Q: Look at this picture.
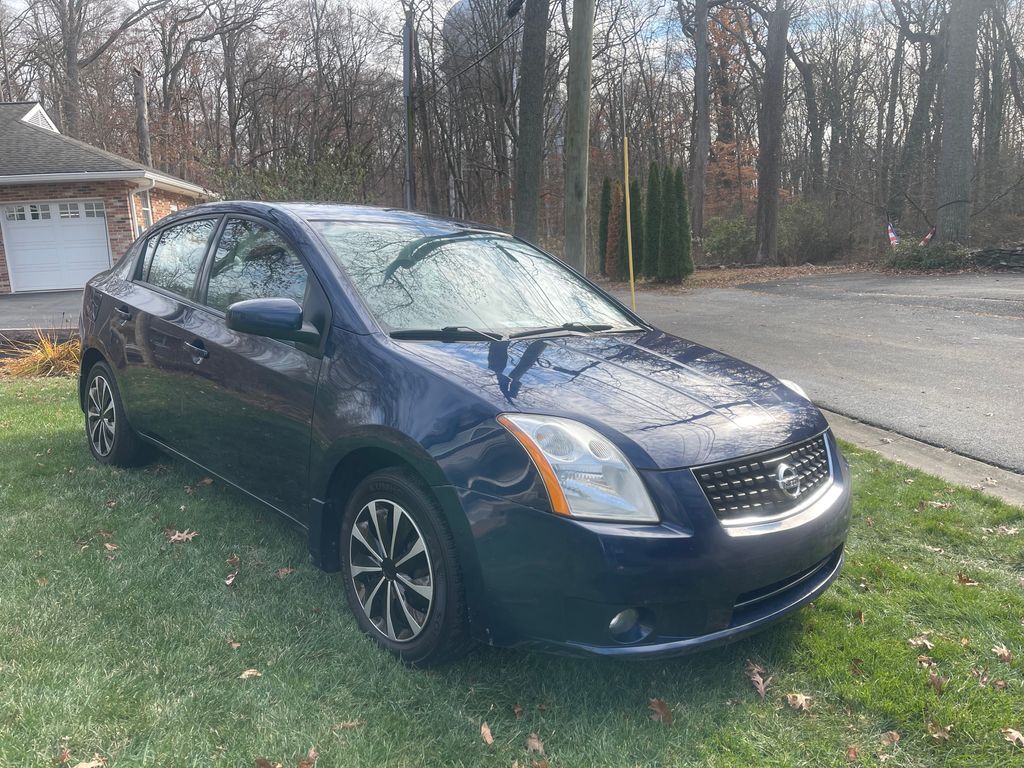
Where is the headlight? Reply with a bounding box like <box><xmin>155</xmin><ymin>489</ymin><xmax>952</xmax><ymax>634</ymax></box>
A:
<box><xmin>779</xmin><ymin>378</ymin><xmax>808</xmax><ymax>400</ymax></box>
<box><xmin>497</xmin><ymin>414</ymin><xmax>659</xmax><ymax>523</ymax></box>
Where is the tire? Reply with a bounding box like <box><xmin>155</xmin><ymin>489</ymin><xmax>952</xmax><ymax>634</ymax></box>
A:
<box><xmin>339</xmin><ymin>467</ymin><xmax>471</xmax><ymax>666</ymax></box>
<box><xmin>84</xmin><ymin>361</ymin><xmax>154</xmax><ymax>468</ymax></box>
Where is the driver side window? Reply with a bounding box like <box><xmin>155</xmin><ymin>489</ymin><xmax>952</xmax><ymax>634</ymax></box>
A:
<box><xmin>204</xmin><ymin>218</ymin><xmax>308</xmax><ymax>313</ymax></box>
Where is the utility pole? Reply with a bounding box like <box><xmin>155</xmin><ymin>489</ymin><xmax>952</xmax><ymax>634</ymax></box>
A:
<box><xmin>562</xmin><ymin>0</ymin><xmax>595</xmax><ymax>273</ymax></box>
<box><xmin>402</xmin><ymin>6</ymin><xmax>417</xmax><ymax>210</ymax></box>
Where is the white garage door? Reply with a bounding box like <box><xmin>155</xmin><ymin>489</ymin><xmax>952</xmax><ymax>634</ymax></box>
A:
<box><xmin>2</xmin><ymin>201</ymin><xmax>112</xmax><ymax>292</ymax></box>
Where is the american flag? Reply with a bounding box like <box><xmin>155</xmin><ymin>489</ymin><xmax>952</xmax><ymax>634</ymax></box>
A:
<box><xmin>918</xmin><ymin>226</ymin><xmax>936</xmax><ymax>247</ymax></box>
<box><xmin>887</xmin><ymin>222</ymin><xmax>900</xmax><ymax>247</ymax></box>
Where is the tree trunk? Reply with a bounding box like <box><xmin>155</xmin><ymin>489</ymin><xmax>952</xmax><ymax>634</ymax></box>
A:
<box><xmin>754</xmin><ymin>1</ymin><xmax>791</xmax><ymax>265</ymax></box>
<box><xmin>63</xmin><ymin>30</ymin><xmax>80</xmax><ymax>137</ymax></box>
<box><xmin>563</xmin><ymin>0</ymin><xmax>596</xmax><ymax>273</ymax></box>
<box><xmin>513</xmin><ymin>0</ymin><xmax>550</xmax><ymax>242</ymax></box>
<box><xmin>132</xmin><ymin>66</ymin><xmax>153</xmax><ymax>166</ymax></box>
<box><xmin>936</xmin><ymin>0</ymin><xmax>986</xmax><ymax>244</ymax></box>
<box><xmin>688</xmin><ymin>0</ymin><xmax>710</xmax><ymax>240</ymax></box>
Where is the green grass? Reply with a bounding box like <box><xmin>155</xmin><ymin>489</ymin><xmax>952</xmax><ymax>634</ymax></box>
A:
<box><xmin>1</xmin><ymin>378</ymin><xmax>1022</xmax><ymax>767</ymax></box>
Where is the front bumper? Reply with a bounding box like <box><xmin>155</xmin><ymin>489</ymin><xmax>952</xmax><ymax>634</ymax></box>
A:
<box><xmin>453</xmin><ymin>433</ymin><xmax>852</xmax><ymax>656</ymax></box>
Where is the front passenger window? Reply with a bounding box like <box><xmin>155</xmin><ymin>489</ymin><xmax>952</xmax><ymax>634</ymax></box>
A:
<box><xmin>205</xmin><ymin>218</ymin><xmax>308</xmax><ymax>312</ymax></box>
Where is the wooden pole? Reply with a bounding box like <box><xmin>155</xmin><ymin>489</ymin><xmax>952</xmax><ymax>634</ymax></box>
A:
<box><xmin>402</xmin><ymin>7</ymin><xmax>417</xmax><ymax>210</ymax></box>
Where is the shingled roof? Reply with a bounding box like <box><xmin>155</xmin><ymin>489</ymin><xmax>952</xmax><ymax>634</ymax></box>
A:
<box><xmin>0</xmin><ymin>102</ymin><xmax>209</xmax><ymax>197</ymax></box>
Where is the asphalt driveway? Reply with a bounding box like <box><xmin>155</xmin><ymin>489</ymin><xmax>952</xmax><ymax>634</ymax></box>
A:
<box><xmin>623</xmin><ymin>272</ymin><xmax>1024</xmax><ymax>473</ymax></box>
<box><xmin>0</xmin><ymin>289</ymin><xmax>81</xmax><ymax>331</ymax></box>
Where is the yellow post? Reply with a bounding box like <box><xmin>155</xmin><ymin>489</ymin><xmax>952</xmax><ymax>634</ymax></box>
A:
<box><xmin>623</xmin><ymin>136</ymin><xmax>636</xmax><ymax>311</ymax></box>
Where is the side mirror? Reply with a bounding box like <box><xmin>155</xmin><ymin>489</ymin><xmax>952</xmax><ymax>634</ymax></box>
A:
<box><xmin>225</xmin><ymin>297</ymin><xmax>320</xmax><ymax>345</ymax></box>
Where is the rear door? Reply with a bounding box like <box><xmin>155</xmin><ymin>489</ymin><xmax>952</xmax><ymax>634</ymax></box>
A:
<box><xmin>182</xmin><ymin>216</ymin><xmax>327</xmax><ymax>521</ymax></box>
<box><xmin>117</xmin><ymin>216</ymin><xmax>221</xmax><ymax>446</ymax></box>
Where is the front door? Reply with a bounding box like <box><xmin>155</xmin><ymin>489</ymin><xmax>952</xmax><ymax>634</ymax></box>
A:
<box><xmin>179</xmin><ymin>216</ymin><xmax>324</xmax><ymax>521</ymax></box>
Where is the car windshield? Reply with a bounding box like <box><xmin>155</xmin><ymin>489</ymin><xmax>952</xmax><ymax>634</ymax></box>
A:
<box><xmin>312</xmin><ymin>221</ymin><xmax>639</xmax><ymax>336</ymax></box>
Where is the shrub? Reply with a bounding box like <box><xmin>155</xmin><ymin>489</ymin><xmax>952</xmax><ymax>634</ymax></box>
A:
<box><xmin>887</xmin><ymin>242</ymin><xmax>972</xmax><ymax>271</ymax></box>
<box><xmin>0</xmin><ymin>331</ymin><xmax>81</xmax><ymax>378</ymax></box>
<box><xmin>598</xmin><ymin>177</ymin><xmax>612</xmax><ymax>274</ymax></box>
<box><xmin>675</xmin><ymin>167</ymin><xmax>694</xmax><ymax>279</ymax></box>
<box><xmin>778</xmin><ymin>200</ymin><xmax>846</xmax><ymax>264</ymax></box>
<box><xmin>703</xmin><ymin>215</ymin><xmax>756</xmax><ymax>264</ymax></box>
<box><xmin>644</xmin><ymin>162</ymin><xmax>662</xmax><ymax>279</ymax></box>
<box><xmin>657</xmin><ymin>165</ymin><xmax>679</xmax><ymax>281</ymax></box>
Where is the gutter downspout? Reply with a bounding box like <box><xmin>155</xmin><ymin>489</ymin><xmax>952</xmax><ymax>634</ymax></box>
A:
<box><xmin>128</xmin><ymin>177</ymin><xmax>156</xmax><ymax>238</ymax></box>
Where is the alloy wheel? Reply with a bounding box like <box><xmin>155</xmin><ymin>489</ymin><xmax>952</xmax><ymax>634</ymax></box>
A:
<box><xmin>87</xmin><ymin>375</ymin><xmax>116</xmax><ymax>456</ymax></box>
<box><xmin>348</xmin><ymin>498</ymin><xmax>435</xmax><ymax>642</ymax></box>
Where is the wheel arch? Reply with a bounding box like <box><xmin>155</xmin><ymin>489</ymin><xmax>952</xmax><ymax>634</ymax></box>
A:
<box><xmin>78</xmin><ymin>347</ymin><xmax>107</xmax><ymax>411</ymax></box>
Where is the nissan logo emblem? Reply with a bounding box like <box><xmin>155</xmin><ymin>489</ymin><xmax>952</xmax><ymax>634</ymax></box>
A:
<box><xmin>775</xmin><ymin>462</ymin><xmax>802</xmax><ymax>498</ymax></box>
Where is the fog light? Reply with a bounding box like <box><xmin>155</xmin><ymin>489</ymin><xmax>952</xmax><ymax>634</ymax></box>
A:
<box><xmin>609</xmin><ymin>608</ymin><xmax>639</xmax><ymax>637</ymax></box>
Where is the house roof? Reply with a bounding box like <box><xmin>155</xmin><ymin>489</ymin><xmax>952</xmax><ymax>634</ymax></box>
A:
<box><xmin>0</xmin><ymin>102</ymin><xmax>211</xmax><ymax>198</ymax></box>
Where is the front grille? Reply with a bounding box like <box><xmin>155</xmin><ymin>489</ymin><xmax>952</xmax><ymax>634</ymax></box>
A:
<box><xmin>694</xmin><ymin>433</ymin><xmax>832</xmax><ymax>522</ymax></box>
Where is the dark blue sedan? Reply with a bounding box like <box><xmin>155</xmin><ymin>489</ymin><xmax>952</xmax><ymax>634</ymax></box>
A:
<box><xmin>79</xmin><ymin>202</ymin><xmax>851</xmax><ymax>665</ymax></box>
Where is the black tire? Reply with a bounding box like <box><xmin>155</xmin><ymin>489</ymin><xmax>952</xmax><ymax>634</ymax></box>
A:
<box><xmin>339</xmin><ymin>467</ymin><xmax>471</xmax><ymax>666</ymax></box>
<box><xmin>84</xmin><ymin>361</ymin><xmax>154</xmax><ymax>468</ymax></box>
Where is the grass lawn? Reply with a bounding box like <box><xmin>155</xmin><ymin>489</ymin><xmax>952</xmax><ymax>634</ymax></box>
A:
<box><xmin>1</xmin><ymin>377</ymin><xmax>1023</xmax><ymax>768</ymax></box>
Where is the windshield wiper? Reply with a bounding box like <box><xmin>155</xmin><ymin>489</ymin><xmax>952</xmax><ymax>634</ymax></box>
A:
<box><xmin>509</xmin><ymin>322</ymin><xmax>616</xmax><ymax>339</ymax></box>
<box><xmin>390</xmin><ymin>325</ymin><xmax>507</xmax><ymax>342</ymax></box>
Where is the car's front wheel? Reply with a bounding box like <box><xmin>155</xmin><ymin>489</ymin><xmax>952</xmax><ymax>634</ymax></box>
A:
<box><xmin>84</xmin><ymin>361</ymin><xmax>153</xmax><ymax>467</ymax></box>
<box><xmin>340</xmin><ymin>468</ymin><xmax>471</xmax><ymax>666</ymax></box>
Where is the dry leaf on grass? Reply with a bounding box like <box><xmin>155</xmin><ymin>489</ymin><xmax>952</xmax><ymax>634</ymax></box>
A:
<box><xmin>972</xmin><ymin>667</ymin><xmax>990</xmax><ymax>686</ymax></box>
<box><xmin>254</xmin><ymin>760</ymin><xmax>282</xmax><ymax>768</ymax></box>
<box><xmin>956</xmin><ymin>572</ymin><xmax>979</xmax><ymax>586</ymax></box>
<box><xmin>648</xmin><ymin>698</ymin><xmax>673</xmax><ymax>724</ymax></box>
<box><xmin>786</xmin><ymin>692</ymin><xmax>812</xmax><ymax>711</ymax></box>
<box><xmin>917</xmin><ymin>655</ymin><xmax>934</xmax><ymax>668</ymax></box>
<box><xmin>480</xmin><ymin>722</ymin><xmax>494</xmax><ymax>746</ymax></box>
<box><xmin>927</xmin><ymin>722</ymin><xmax>952</xmax><ymax>742</ymax></box>
<box><xmin>197</xmin><ymin>477</ymin><xmax>214</xmax><ymax>487</ymax></box>
<box><xmin>845</xmin><ymin>745</ymin><xmax>859</xmax><ymax>761</ymax></box>
<box><xmin>531</xmin><ymin>761</ymin><xmax>549</xmax><ymax>768</ymax></box>
<box><xmin>927</xmin><ymin>671</ymin><xmax>948</xmax><ymax>696</ymax></box>
<box><xmin>331</xmin><ymin>720</ymin><xmax>365</xmax><ymax>731</ymax></box>
<box><xmin>103</xmin><ymin>542</ymin><xmax>118</xmax><ymax>552</ymax></box>
<box><xmin>526</xmin><ymin>733</ymin><xmax>544</xmax><ymax>755</ymax></box>
<box><xmin>225</xmin><ymin>571</ymin><xmax>238</xmax><ymax>587</ymax></box>
<box><xmin>993</xmin><ymin>644</ymin><xmax>1013</xmax><ymax>663</ymax></box>
<box><xmin>1002</xmin><ymin>728</ymin><xmax>1024</xmax><ymax>748</ymax></box>
<box><xmin>296</xmin><ymin>747</ymin><xmax>318</xmax><ymax>768</ymax></box>
<box><xmin>37</xmin><ymin>577</ymin><xmax>49</xmax><ymax>587</ymax></box>
<box><xmin>880</xmin><ymin>731</ymin><xmax>900</xmax><ymax>746</ymax></box>
<box><xmin>513</xmin><ymin>703</ymin><xmax>524</xmax><ymax>720</ymax></box>
<box><xmin>745</xmin><ymin>659</ymin><xmax>772</xmax><ymax>699</ymax></box>
<box><xmin>104</xmin><ymin>500</ymin><xmax>117</xmax><ymax>508</ymax></box>
<box><xmin>275</xmin><ymin>567</ymin><xmax>296</xmax><ymax>579</ymax></box>
<box><xmin>227</xmin><ymin>553</ymin><xmax>241</xmax><ymax>567</ymax></box>
<box><xmin>909</xmin><ymin>634</ymin><xmax>934</xmax><ymax>650</ymax></box>
<box><xmin>239</xmin><ymin>668</ymin><xmax>262</xmax><ymax>679</ymax></box>
<box><xmin>228</xmin><ymin>640</ymin><xmax>241</xmax><ymax>650</ymax></box>
<box><xmin>53</xmin><ymin>747</ymin><xmax>71</xmax><ymax>764</ymax></box>
<box><xmin>70</xmin><ymin>756</ymin><xmax>108</xmax><ymax>768</ymax></box>
<box><xmin>165</xmin><ymin>529</ymin><xmax>199</xmax><ymax>543</ymax></box>
<box><xmin>994</xmin><ymin>679</ymin><xmax>1007</xmax><ymax>690</ymax></box>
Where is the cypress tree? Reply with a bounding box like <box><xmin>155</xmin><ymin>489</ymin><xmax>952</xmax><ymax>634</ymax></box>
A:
<box><xmin>618</xmin><ymin>193</ymin><xmax>628</xmax><ymax>279</ymax></box>
<box><xmin>605</xmin><ymin>181</ymin><xmax>623</xmax><ymax>279</ymax></box>
<box><xmin>644</xmin><ymin>162</ymin><xmax>661</xmax><ymax>279</ymax></box>
<box><xmin>658</xmin><ymin>165</ymin><xmax>679</xmax><ymax>281</ymax></box>
<box><xmin>598</xmin><ymin>177</ymin><xmax>612</xmax><ymax>275</ymax></box>
<box><xmin>675</xmin><ymin>166</ymin><xmax>694</xmax><ymax>279</ymax></box>
<box><xmin>628</xmin><ymin>178</ymin><xmax>644</xmax><ymax>280</ymax></box>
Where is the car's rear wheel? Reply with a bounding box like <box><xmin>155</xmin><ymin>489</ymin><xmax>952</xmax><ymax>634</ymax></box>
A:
<box><xmin>340</xmin><ymin>468</ymin><xmax>471</xmax><ymax>666</ymax></box>
<box><xmin>84</xmin><ymin>362</ymin><xmax>153</xmax><ymax>467</ymax></box>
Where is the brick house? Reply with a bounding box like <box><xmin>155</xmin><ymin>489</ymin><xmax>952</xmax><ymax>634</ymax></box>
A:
<box><xmin>0</xmin><ymin>101</ymin><xmax>212</xmax><ymax>293</ymax></box>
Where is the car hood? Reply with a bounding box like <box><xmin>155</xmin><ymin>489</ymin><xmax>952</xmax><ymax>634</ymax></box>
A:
<box><xmin>393</xmin><ymin>329</ymin><xmax>828</xmax><ymax>470</ymax></box>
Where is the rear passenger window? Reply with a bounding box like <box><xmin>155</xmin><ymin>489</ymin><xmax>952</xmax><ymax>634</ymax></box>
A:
<box><xmin>204</xmin><ymin>218</ymin><xmax>308</xmax><ymax>312</ymax></box>
<box><xmin>142</xmin><ymin>218</ymin><xmax>216</xmax><ymax>297</ymax></box>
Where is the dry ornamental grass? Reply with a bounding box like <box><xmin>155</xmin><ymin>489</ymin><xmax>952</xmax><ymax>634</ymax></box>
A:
<box><xmin>0</xmin><ymin>331</ymin><xmax>80</xmax><ymax>378</ymax></box>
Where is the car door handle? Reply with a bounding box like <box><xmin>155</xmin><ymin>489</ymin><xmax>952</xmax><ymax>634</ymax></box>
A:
<box><xmin>184</xmin><ymin>340</ymin><xmax>209</xmax><ymax>361</ymax></box>
<box><xmin>113</xmin><ymin>306</ymin><xmax>132</xmax><ymax>322</ymax></box>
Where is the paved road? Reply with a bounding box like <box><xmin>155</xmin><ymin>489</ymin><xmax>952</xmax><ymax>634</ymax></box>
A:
<box><xmin>619</xmin><ymin>272</ymin><xmax>1024</xmax><ymax>473</ymax></box>
<box><xmin>0</xmin><ymin>290</ymin><xmax>81</xmax><ymax>330</ymax></box>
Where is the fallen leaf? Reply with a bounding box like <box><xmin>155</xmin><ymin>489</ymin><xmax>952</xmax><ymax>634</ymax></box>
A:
<box><xmin>846</xmin><ymin>745</ymin><xmax>859</xmax><ymax>761</ymax></box>
<box><xmin>994</xmin><ymin>680</ymin><xmax>1007</xmax><ymax>690</ymax></box>
<box><xmin>786</xmin><ymin>692</ymin><xmax>812</xmax><ymax>711</ymax></box>
<box><xmin>166</xmin><ymin>529</ymin><xmax>199</xmax><ymax>543</ymax></box>
<box><xmin>956</xmin><ymin>572</ymin><xmax>979</xmax><ymax>586</ymax></box>
<box><xmin>972</xmin><ymin>667</ymin><xmax>990</xmax><ymax>686</ymax></box>
<box><xmin>927</xmin><ymin>722</ymin><xmax>952</xmax><ymax>742</ymax></box>
<box><xmin>331</xmin><ymin>720</ymin><xmax>365</xmax><ymax>731</ymax></box>
<box><xmin>909</xmin><ymin>634</ymin><xmax>935</xmax><ymax>650</ymax></box>
<box><xmin>1002</xmin><ymin>728</ymin><xmax>1024</xmax><ymax>748</ymax></box>
<box><xmin>746</xmin><ymin>659</ymin><xmax>772</xmax><ymax>699</ymax></box>
<box><xmin>297</xmin><ymin>747</ymin><xmax>318</xmax><ymax>768</ymax></box>
<box><xmin>275</xmin><ymin>567</ymin><xmax>296</xmax><ymax>579</ymax></box>
<box><xmin>918</xmin><ymin>500</ymin><xmax>951</xmax><ymax>510</ymax></box>
<box><xmin>917</xmin><ymin>655</ymin><xmax>934</xmax><ymax>668</ymax></box>
<box><xmin>960</xmin><ymin>637</ymin><xmax>971</xmax><ymax>647</ymax></box>
<box><xmin>526</xmin><ymin>733</ymin><xmax>544</xmax><ymax>756</ymax></box>
<box><xmin>480</xmin><ymin>721</ymin><xmax>494</xmax><ymax>746</ymax></box>
<box><xmin>880</xmin><ymin>731</ymin><xmax>900</xmax><ymax>746</ymax></box>
<box><xmin>239</xmin><ymin>668</ymin><xmax>262</xmax><ymax>679</ymax></box>
<box><xmin>197</xmin><ymin>477</ymin><xmax>214</xmax><ymax>487</ymax></box>
<box><xmin>857</xmin><ymin>610</ymin><xmax>865</xmax><ymax>625</ymax></box>
<box><xmin>850</xmin><ymin>657</ymin><xmax>864</xmax><ymax>676</ymax></box>
<box><xmin>53</xmin><ymin>747</ymin><xmax>71</xmax><ymax>764</ymax></box>
<box><xmin>513</xmin><ymin>703</ymin><xmax>524</xmax><ymax>720</ymax></box>
<box><xmin>993</xmin><ymin>644</ymin><xmax>1012</xmax><ymax>663</ymax></box>
<box><xmin>95</xmin><ymin>530</ymin><xmax>114</xmax><ymax>539</ymax></box>
<box><xmin>103</xmin><ymin>542</ymin><xmax>118</xmax><ymax>552</ymax></box>
<box><xmin>225</xmin><ymin>571</ymin><xmax>238</xmax><ymax>587</ymax></box>
<box><xmin>227</xmin><ymin>553</ymin><xmax>241</xmax><ymax>567</ymax></box>
<box><xmin>927</xmin><ymin>670</ymin><xmax>948</xmax><ymax>696</ymax></box>
<box><xmin>37</xmin><ymin>577</ymin><xmax>49</xmax><ymax>587</ymax></box>
<box><xmin>70</xmin><ymin>756</ymin><xmax>108</xmax><ymax>768</ymax></box>
<box><xmin>648</xmin><ymin>697</ymin><xmax>673</xmax><ymax>724</ymax></box>
<box><xmin>531</xmin><ymin>761</ymin><xmax>549</xmax><ymax>768</ymax></box>
<box><xmin>254</xmin><ymin>760</ymin><xmax>282</xmax><ymax>768</ymax></box>
<box><xmin>104</xmin><ymin>500</ymin><xmax>117</xmax><ymax>508</ymax></box>
<box><xmin>228</xmin><ymin>640</ymin><xmax>241</xmax><ymax>650</ymax></box>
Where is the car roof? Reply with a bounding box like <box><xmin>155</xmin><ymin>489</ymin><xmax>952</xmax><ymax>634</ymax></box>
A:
<box><xmin>174</xmin><ymin>200</ymin><xmax>504</xmax><ymax>234</ymax></box>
